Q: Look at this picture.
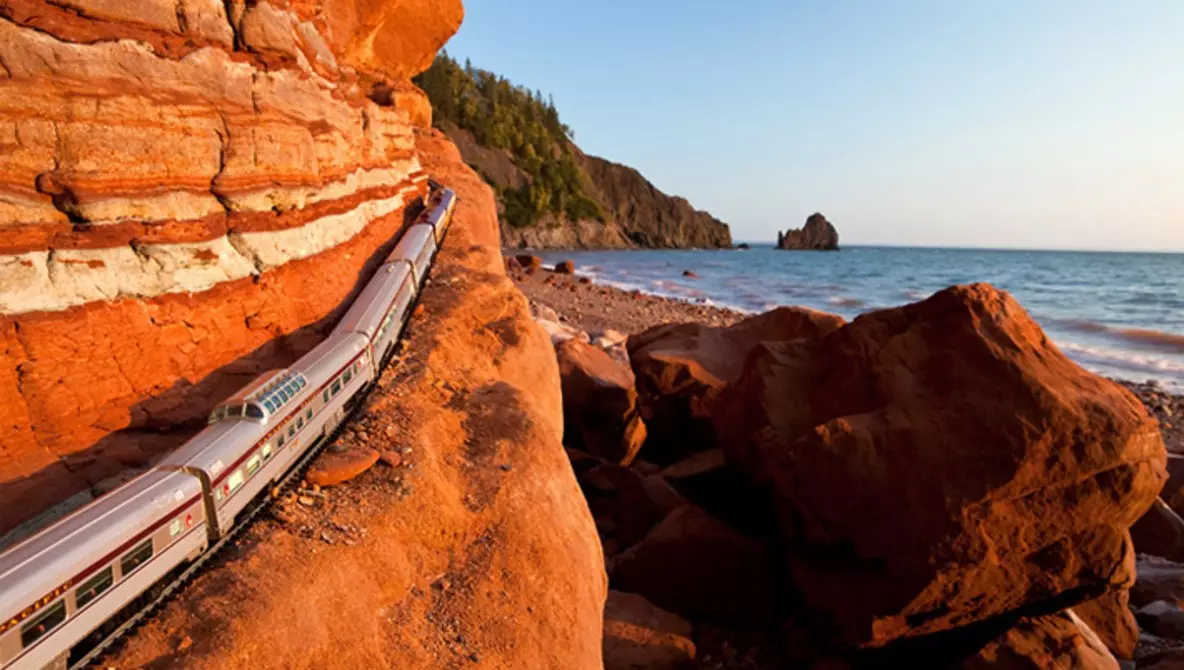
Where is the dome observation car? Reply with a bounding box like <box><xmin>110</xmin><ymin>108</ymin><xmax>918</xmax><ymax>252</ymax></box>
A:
<box><xmin>207</xmin><ymin>370</ymin><xmax>308</xmax><ymax>425</ymax></box>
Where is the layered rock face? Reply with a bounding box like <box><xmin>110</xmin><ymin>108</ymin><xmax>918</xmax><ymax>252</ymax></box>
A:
<box><xmin>108</xmin><ymin>128</ymin><xmax>608</xmax><ymax>668</ymax></box>
<box><xmin>715</xmin><ymin>284</ymin><xmax>1165</xmax><ymax>646</ymax></box>
<box><xmin>0</xmin><ymin>0</ymin><xmax>460</xmax><ymax>535</ymax></box>
<box><xmin>777</xmin><ymin>212</ymin><xmax>840</xmax><ymax>250</ymax></box>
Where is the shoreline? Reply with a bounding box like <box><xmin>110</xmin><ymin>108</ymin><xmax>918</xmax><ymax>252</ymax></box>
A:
<box><xmin>513</xmin><ymin>264</ymin><xmax>1184</xmax><ymax>454</ymax></box>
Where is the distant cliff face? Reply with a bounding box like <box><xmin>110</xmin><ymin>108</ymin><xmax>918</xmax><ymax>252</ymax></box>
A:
<box><xmin>444</xmin><ymin>125</ymin><xmax>731</xmax><ymax>249</ymax></box>
<box><xmin>416</xmin><ymin>55</ymin><xmax>731</xmax><ymax>250</ymax></box>
<box><xmin>0</xmin><ymin>0</ymin><xmax>461</xmax><ymax>535</ymax></box>
<box><xmin>777</xmin><ymin>213</ymin><xmax>840</xmax><ymax>251</ymax></box>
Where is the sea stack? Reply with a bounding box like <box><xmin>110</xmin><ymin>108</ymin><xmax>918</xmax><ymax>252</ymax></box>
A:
<box><xmin>777</xmin><ymin>213</ymin><xmax>840</xmax><ymax>251</ymax></box>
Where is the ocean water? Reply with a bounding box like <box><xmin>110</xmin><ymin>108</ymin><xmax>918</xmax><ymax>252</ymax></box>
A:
<box><xmin>531</xmin><ymin>246</ymin><xmax>1184</xmax><ymax>391</ymax></box>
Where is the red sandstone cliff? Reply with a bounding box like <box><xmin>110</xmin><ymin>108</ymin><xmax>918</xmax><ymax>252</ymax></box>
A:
<box><xmin>103</xmin><ymin>127</ymin><xmax>608</xmax><ymax>670</ymax></box>
<box><xmin>0</xmin><ymin>0</ymin><xmax>461</xmax><ymax>536</ymax></box>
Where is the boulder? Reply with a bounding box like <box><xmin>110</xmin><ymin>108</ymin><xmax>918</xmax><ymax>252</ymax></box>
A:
<box><xmin>776</xmin><ymin>213</ymin><xmax>840</xmax><ymax>251</ymax></box>
<box><xmin>530</xmin><ymin>301</ymin><xmax>561</xmax><ymax>323</ymax></box>
<box><xmin>1132</xmin><ymin>498</ymin><xmax>1184</xmax><ymax>561</ymax></box>
<box><xmin>555</xmin><ymin>260</ymin><xmax>576</xmax><ymax>274</ymax></box>
<box><xmin>1138</xmin><ymin>601</ymin><xmax>1184</xmax><ymax>640</ymax></box>
<box><xmin>682</xmin><ymin>270</ymin><xmax>698</xmax><ymax>279</ymax></box>
<box><xmin>516</xmin><ymin>254</ymin><xmax>543</xmax><ymax>272</ymax></box>
<box><xmin>306</xmin><ymin>447</ymin><xmax>380</xmax><ymax>487</ymax></box>
<box><xmin>1134</xmin><ymin>556</ymin><xmax>1184</xmax><ymax>609</ymax></box>
<box><xmin>610</xmin><ymin>504</ymin><xmax>775</xmax><ymax>628</ymax></box>
<box><xmin>603</xmin><ymin>591</ymin><xmax>696</xmax><ymax>670</ymax></box>
<box><xmin>557</xmin><ymin>339</ymin><xmax>648</xmax><ymax>466</ymax></box>
<box><xmin>536</xmin><ymin>318</ymin><xmax>591</xmax><ymax>346</ymax></box>
<box><xmin>628</xmin><ymin>306</ymin><xmax>845</xmax><ymax>464</ymax></box>
<box><xmin>660</xmin><ymin>450</ymin><xmax>775</xmax><ymax>536</ymax></box>
<box><xmin>578</xmin><ymin>464</ymin><xmax>681</xmax><ymax>555</ymax></box>
<box><xmin>959</xmin><ymin>611</ymin><xmax>1119</xmax><ymax>670</ymax></box>
<box><xmin>1076</xmin><ymin>590</ymin><xmax>1139</xmax><ymax>660</ymax></box>
<box><xmin>715</xmin><ymin>284</ymin><xmax>1166</xmax><ymax>647</ymax></box>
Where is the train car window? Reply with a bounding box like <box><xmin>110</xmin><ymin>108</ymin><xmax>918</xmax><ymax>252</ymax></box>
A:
<box><xmin>246</xmin><ymin>405</ymin><xmax>265</xmax><ymax>420</ymax></box>
<box><xmin>331</xmin><ymin>379</ymin><xmax>342</xmax><ymax>396</ymax></box>
<box><xmin>262</xmin><ymin>442</ymin><xmax>273</xmax><ymax>460</ymax></box>
<box><xmin>228</xmin><ymin>469</ymin><xmax>244</xmax><ymax>493</ymax></box>
<box><xmin>343</xmin><ymin>369</ymin><xmax>353</xmax><ymax>384</ymax></box>
<box><xmin>278</xmin><ymin>433</ymin><xmax>286</xmax><ymax>448</ymax></box>
<box><xmin>120</xmin><ymin>539</ymin><xmax>154</xmax><ymax>576</ymax></box>
<box><xmin>264</xmin><ymin>399</ymin><xmax>276</xmax><ymax>413</ymax></box>
<box><xmin>247</xmin><ymin>454</ymin><xmax>261</xmax><ymax>476</ymax></box>
<box><xmin>75</xmin><ymin>566</ymin><xmax>114</xmax><ymax>609</ymax></box>
<box><xmin>20</xmin><ymin>599</ymin><xmax>66</xmax><ymax>648</ymax></box>
<box><xmin>323</xmin><ymin>390</ymin><xmax>330</xmax><ymax>403</ymax></box>
<box><xmin>296</xmin><ymin>416</ymin><xmax>304</xmax><ymax>429</ymax></box>
<box><xmin>305</xmin><ymin>409</ymin><xmax>312</xmax><ymax>421</ymax></box>
<box><xmin>277</xmin><ymin>388</ymin><xmax>289</xmax><ymax>402</ymax></box>
<box><xmin>288</xmin><ymin>425</ymin><xmax>296</xmax><ymax>438</ymax></box>
<box><xmin>298</xmin><ymin>377</ymin><xmax>307</xmax><ymax>389</ymax></box>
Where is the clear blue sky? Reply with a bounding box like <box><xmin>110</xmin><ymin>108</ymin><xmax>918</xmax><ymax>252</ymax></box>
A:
<box><xmin>443</xmin><ymin>1</ymin><xmax>1183</xmax><ymax>251</ymax></box>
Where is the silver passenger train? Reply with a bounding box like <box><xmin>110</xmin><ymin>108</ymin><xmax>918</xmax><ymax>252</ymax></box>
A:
<box><xmin>0</xmin><ymin>185</ymin><xmax>459</xmax><ymax>670</ymax></box>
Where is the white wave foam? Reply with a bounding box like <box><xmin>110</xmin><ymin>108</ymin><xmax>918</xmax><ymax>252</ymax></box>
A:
<box><xmin>1058</xmin><ymin>341</ymin><xmax>1184</xmax><ymax>385</ymax></box>
<box><xmin>827</xmin><ymin>296</ymin><xmax>867</xmax><ymax>308</ymax></box>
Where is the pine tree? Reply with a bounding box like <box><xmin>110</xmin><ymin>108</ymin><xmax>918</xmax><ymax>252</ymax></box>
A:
<box><xmin>412</xmin><ymin>50</ymin><xmax>606</xmax><ymax>229</ymax></box>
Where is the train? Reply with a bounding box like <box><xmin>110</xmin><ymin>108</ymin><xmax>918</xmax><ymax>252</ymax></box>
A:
<box><xmin>0</xmin><ymin>183</ymin><xmax>459</xmax><ymax>670</ymax></box>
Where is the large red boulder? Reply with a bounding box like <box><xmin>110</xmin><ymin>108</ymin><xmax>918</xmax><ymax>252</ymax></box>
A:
<box><xmin>715</xmin><ymin>284</ymin><xmax>1166</xmax><ymax>647</ymax></box>
<box><xmin>627</xmin><ymin>307</ymin><xmax>845</xmax><ymax>464</ymax></box>
<box><xmin>557</xmin><ymin>340</ymin><xmax>648</xmax><ymax>466</ymax></box>
<box><xmin>610</xmin><ymin>504</ymin><xmax>775</xmax><ymax>628</ymax></box>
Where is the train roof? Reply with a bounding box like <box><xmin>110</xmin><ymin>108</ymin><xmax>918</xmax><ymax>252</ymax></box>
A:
<box><xmin>0</xmin><ymin>470</ymin><xmax>200</xmax><ymax>623</ymax></box>
<box><xmin>386</xmin><ymin>223</ymin><xmax>435</xmax><ymax>270</ymax></box>
<box><xmin>292</xmin><ymin>331</ymin><xmax>370</xmax><ymax>390</ymax></box>
<box><xmin>333</xmin><ymin>262</ymin><xmax>414</xmax><ymax>340</ymax></box>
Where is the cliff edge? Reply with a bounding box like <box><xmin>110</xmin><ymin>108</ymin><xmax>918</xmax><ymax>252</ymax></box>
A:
<box><xmin>106</xmin><ymin>127</ymin><xmax>608</xmax><ymax>670</ymax></box>
<box><xmin>0</xmin><ymin>0</ymin><xmax>460</xmax><ymax>535</ymax></box>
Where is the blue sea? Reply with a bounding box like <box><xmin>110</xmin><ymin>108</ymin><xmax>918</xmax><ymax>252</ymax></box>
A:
<box><xmin>531</xmin><ymin>246</ymin><xmax>1184</xmax><ymax>391</ymax></box>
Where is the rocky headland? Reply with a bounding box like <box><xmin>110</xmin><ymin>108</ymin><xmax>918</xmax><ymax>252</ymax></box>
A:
<box><xmin>777</xmin><ymin>212</ymin><xmax>840</xmax><ymax>250</ymax></box>
<box><xmin>416</xmin><ymin>53</ymin><xmax>732</xmax><ymax>250</ymax></box>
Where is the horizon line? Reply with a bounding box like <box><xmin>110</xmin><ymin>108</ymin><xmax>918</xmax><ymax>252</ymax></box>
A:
<box><xmin>733</xmin><ymin>241</ymin><xmax>1184</xmax><ymax>255</ymax></box>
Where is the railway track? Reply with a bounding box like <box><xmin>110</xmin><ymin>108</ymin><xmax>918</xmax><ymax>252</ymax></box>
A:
<box><xmin>68</xmin><ymin>352</ymin><xmax>403</xmax><ymax>668</ymax></box>
<box><xmin>66</xmin><ymin>298</ymin><xmax>430</xmax><ymax>669</ymax></box>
